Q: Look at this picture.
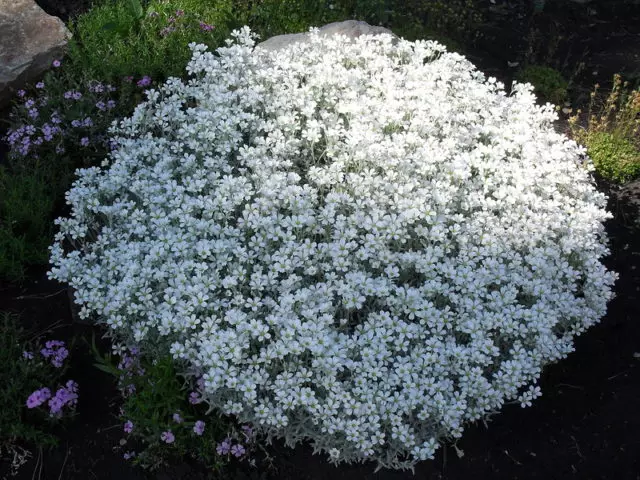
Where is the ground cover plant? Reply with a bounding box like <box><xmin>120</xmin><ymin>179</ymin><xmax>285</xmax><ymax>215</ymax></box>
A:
<box><xmin>90</xmin><ymin>340</ymin><xmax>258</xmax><ymax>472</ymax></box>
<box><xmin>569</xmin><ymin>74</ymin><xmax>640</xmax><ymax>183</ymax></box>
<box><xmin>48</xmin><ymin>27</ymin><xmax>617</xmax><ymax>471</ymax></box>
<box><xmin>0</xmin><ymin>312</ymin><xmax>77</xmax><ymax>476</ymax></box>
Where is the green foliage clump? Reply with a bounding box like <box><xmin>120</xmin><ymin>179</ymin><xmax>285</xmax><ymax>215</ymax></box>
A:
<box><xmin>0</xmin><ymin>168</ymin><xmax>56</xmax><ymax>282</ymax></box>
<box><xmin>583</xmin><ymin>132</ymin><xmax>640</xmax><ymax>184</ymax></box>
<box><xmin>516</xmin><ymin>65</ymin><xmax>568</xmax><ymax>105</ymax></box>
<box><xmin>569</xmin><ymin>74</ymin><xmax>640</xmax><ymax>184</ymax></box>
<box><xmin>0</xmin><ymin>313</ymin><xmax>74</xmax><ymax>473</ymax></box>
<box><xmin>93</xmin><ymin>344</ymin><xmax>257</xmax><ymax>472</ymax></box>
<box><xmin>66</xmin><ymin>0</ymin><xmax>233</xmax><ymax>82</ymax></box>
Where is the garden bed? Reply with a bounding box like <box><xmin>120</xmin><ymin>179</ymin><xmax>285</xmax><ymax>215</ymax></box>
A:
<box><xmin>1</xmin><ymin>1</ymin><xmax>640</xmax><ymax>479</ymax></box>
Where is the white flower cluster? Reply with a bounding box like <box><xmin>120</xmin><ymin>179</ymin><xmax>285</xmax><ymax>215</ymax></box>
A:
<box><xmin>49</xmin><ymin>27</ymin><xmax>616</xmax><ymax>470</ymax></box>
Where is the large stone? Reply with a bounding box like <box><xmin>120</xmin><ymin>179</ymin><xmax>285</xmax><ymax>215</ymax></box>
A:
<box><xmin>256</xmin><ymin>20</ymin><xmax>394</xmax><ymax>52</ymax></box>
<box><xmin>0</xmin><ymin>0</ymin><xmax>71</xmax><ymax>109</ymax></box>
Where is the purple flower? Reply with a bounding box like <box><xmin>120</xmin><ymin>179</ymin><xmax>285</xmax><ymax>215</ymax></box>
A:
<box><xmin>230</xmin><ymin>444</ymin><xmax>246</xmax><ymax>457</ymax></box>
<box><xmin>24</xmin><ymin>99</ymin><xmax>35</xmax><ymax>108</ymax></box>
<box><xmin>83</xmin><ymin>117</ymin><xmax>93</xmax><ymax>127</ymax></box>
<box><xmin>137</xmin><ymin>76</ymin><xmax>152</xmax><ymax>87</ymax></box>
<box><xmin>28</xmin><ymin>108</ymin><xmax>39</xmax><ymax>119</ymax></box>
<box><xmin>22</xmin><ymin>351</ymin><xmax>34</xmax><ymax>360</ymax></box>
<box><xmin>40</xmin><ymin>340</ymin><xmax>68</xmax><ymax>368</ymax></box>
<box><xmin>80</xmin><ymin>137</ymin><xmax>89</xmax><ymax>147</ymax></box>
<box><xmin>241</xmin><ymin>425</ymin><xmax>253</xmax><ymax>437</ymax></box>
<box><xmin>189</xmin><ymin>392</ymin><xmax>201</xmax><ymax>404</ymax></box>
<box><xmin>175</xmin><ymin>9</ymin><xmax>184</xmax><ymax>16</ymax></box>
<box><xmin>193</xmin><ymin>420</ymin><xmax>205</xmax><ymax>436</ymax></box>
<box><xmin>52</xmin><ymin>59</ymin><xmax>61</xmax><ymax>68</ymax></box>
<box><xmin>26</xmin><ymin>388</ymin><xmax>52</xmax><ymax>408</ymax></box>
<box><xmin>70</xmin><ymin>119</ymin><xmax>81</xmax><ymax>127</ymax></box>
<box><xmin>72</xmin><ymin>91</ymin><xmax>82</xmax><ymax>100</ymax></box>
<box><xmin>160</xmin><ymin>430</ymin><xmax>175</xmax><ymax>444</ymax></box>
<box><xmin>124</xmin><ymin>384</ymin><xmax>136</xmax><ymax>396</ymax></box>
<box><xmin>17</xmin><ymin>89</ymin><xmax>26</xmax><ymax>97</ymax></box>
<box><xmin>160</xmin><ymin>26</ymin><xmax>176</xmax><ymax>37</ymax></box>
<box><xmin>36</xmin><ymin>82</ymin><xmax>45</xmax><ymax>89</ymax></box>
<box><xmin>199</xmin><ymin>22</ymin><xmax>214</xmax><ymax>32</ymax></box>
<box><xmin>88</xmin><ymin>82</ymin><xmax>104</xmax><ymax>93</ymax></box>
<box><xmin>106</xmin><ymin>100</ymin><xmax>116</xmax><ymax>110</ymax></box>
<box><xmin>55</xmin><ymin>145</ymin><xmax>65</xmax><ymax>154</ymax></box>
<box><xmin>95</xmin><ymin>101</ymin><xmax>106</xmax><ymax>111</ymax></box>
<box><xmin>123</xmin><ymin>451</ymin><xmax>136</xmax><ymax>460</ymax></box>
<box><xmin>124</xmin><ymin>420</ymin><xmax>134</xmax><ymax>433</ymax></box>
<box><xmin>172</xmin><ymin>412</ymin><xmax>183</xmax><ymax>424</ymax></box>
<box><xmin>48</xmin><ymin>380</ymin><xmax>78</xmax><ymax>416</ymax></box>
<box><xmin>216</xmin><ymin>438</ymin><xmax>231</xmax><ymax>455</ymax></box>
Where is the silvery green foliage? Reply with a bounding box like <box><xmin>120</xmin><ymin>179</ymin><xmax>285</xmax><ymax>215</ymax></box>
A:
<box><xmin>49</xmin><ymin>27</ymin><xmax>616</xmax><ymax>470</ymax></box>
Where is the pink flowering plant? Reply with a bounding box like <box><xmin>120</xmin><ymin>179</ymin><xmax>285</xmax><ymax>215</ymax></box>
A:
<box><xmin>91</xmin><ymin>341</ymin><xmax>257</xmax><ymax>472</ymax></box>
<box><xmin>0</xmin><ymin>312</ymin><xmax>78</xmax><ymax>463</ymax></box>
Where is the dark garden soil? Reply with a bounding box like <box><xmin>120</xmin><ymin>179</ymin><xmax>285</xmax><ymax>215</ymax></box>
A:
<box><xmin>1</xmin><ymin>1</ymin><xmax>640</xmax><ymax>479</ymax></box>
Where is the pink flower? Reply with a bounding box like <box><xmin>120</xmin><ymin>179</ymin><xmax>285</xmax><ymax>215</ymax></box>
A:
<box><xmin>160</xmin><ymin>430</ymin><xmax>175</xmax><ymax>444</ymax></box>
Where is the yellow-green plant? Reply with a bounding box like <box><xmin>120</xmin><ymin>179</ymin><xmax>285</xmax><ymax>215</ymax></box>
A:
<box><xmin>569</xmin><ymin>74</ymin><xmax>640</xmax><ymax>183</ymax></box>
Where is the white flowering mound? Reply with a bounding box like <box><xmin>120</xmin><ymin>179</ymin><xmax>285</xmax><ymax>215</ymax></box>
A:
<box><xmin>50</xmin><ymin>28</ymin><xmax>616</xmax><ymax>470</ymax></box>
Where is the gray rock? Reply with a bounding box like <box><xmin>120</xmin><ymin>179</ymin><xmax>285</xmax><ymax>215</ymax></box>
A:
<box><xmin>0</xmin><ymin>0</ymin><xmax>71</xmax><ymax>109</ymax></box>
<box><xmin>256</xmin><ymin>20</ymin><xmax>394</xmax><ymax>52</ymax></box>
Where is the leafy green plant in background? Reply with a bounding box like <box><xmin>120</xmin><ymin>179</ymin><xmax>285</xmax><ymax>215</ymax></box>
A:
<box><xmin>516</xmin><ymin>65</ymin><xmax>568</xmax><ymax>105</ymax></box>
<box><xmin>336</xmin><ymin>0</ymin><xmax>482</xmax><ymax>48</ymax></box>
<box><xmin>91</xmin><ymin>340</ymin><xmax>258</xmax><ymax>472</ymax></box>
<box><xmin>569</xmin><ymin>74</ymin><xmax>640</xmax><ymax>183</ymax></box>
<box><xmin>0</xmin><ymin>313</ymin><xmax>78</xmax><ymax>476</ymax></box>
<box><xmin>66</xmin><ymin>0</ymin><xmax>233</xmax><ymax>83</ymax></box>
<box><xmin>232</xmin><ymin>0</ymin><xmax>345</xmax><ymax>39</ymax></box>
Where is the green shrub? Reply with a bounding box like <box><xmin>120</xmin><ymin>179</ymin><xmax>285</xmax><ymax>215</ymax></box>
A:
<box><xmin>0</xmin><ymin>313</ymin><xmax>77</xmax><ymax>475</ymax></box>
<box><xmin>66</xmin><ymin>0</ymin><xmax>234</xmax><ymax>82</ymax></box>
<box><xmin>569</xmin><ymin>74</ymin><xmax>640</xmax><ymax>183</ymax></box>
<box><xmin>516</xmin><ymin>65</ymin><xmax>568</xmax><ymax>105</ymax></box>
<box><xmin>583</xmin><ymin>131</ymin><xmax>640</xmax><ymax>184</ymax></box>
